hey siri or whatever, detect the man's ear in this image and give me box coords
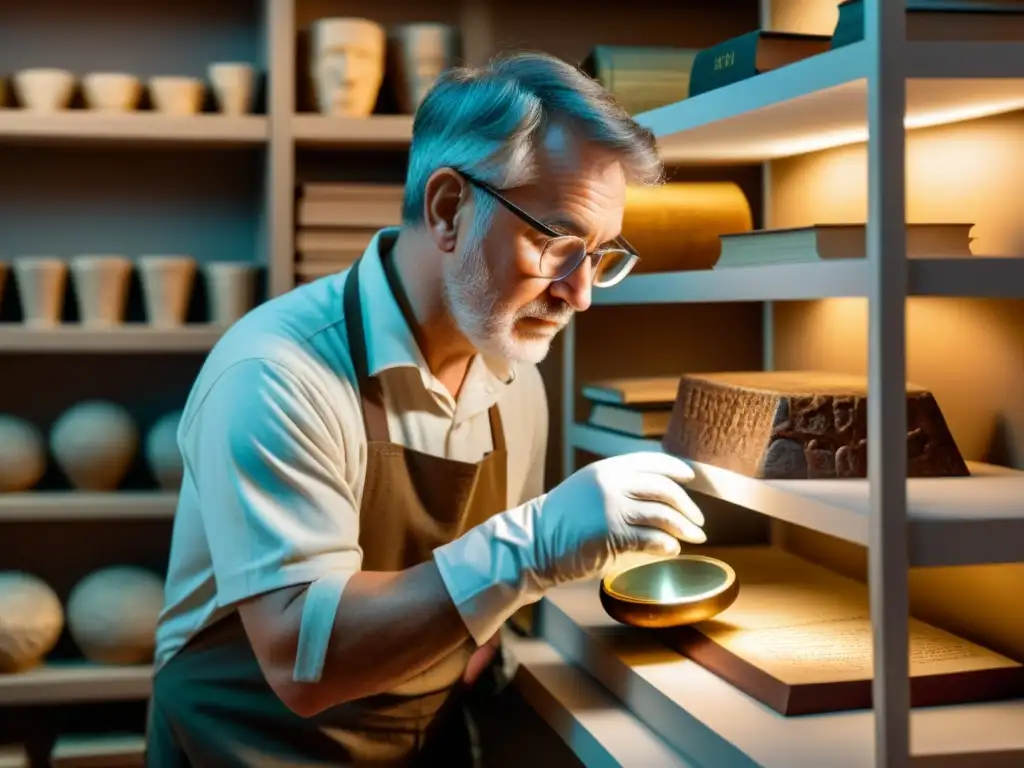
[422,168,468,254]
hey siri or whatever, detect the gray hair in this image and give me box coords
[401,50,664,225]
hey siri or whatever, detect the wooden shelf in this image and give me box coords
[0,492,177,521]
[0,662,152,706]
[503,629,692,767]
[0,325,224,353]
[642,42,1024,163]
[51,733,145,768]
[0,110,268,147]
[292,114,414,148]
[592,258,1024,305]
[0,745,28,768]
[570,423,1024,567]
[536,566,1024,768]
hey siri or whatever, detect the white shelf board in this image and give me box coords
[592,258,1024,305]
[570,423,1024,567]
[0,325,223,352]
[0,662,152,705]
[0,109,267,146]
[0,492,176,521]
[292,114,413,148]
[503,629,695,767]
[642,42,1024,163]
[536,574,1024,768]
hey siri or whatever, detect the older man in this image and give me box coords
[147,49,705,766]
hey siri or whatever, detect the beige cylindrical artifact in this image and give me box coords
[622,182,753,273]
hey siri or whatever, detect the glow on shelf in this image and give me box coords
[759,95,1024,159]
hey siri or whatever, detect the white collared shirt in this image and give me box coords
[153,230,548,670]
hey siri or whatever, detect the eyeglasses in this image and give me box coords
[458,171,641,288]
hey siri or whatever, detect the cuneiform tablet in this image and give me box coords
[661,371,970,480]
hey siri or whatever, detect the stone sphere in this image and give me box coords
[0,571,64,672]
[144,410,183,490]
[50,400,138,491]
[0,415,46,492]
[67,566,164,664]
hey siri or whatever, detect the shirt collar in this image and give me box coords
[356,228,517,395]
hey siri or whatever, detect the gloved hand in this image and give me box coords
[433,452,705,645]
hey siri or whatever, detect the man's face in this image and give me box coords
[443,131,628,365]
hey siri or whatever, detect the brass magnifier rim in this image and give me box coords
[599,554,740,629]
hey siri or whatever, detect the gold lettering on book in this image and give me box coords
[714,51,736,71]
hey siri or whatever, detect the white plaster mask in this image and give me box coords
[311,18,385,117]
[389,24,460,112]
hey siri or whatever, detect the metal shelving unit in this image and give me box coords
[560,1,1024,765]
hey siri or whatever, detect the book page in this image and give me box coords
[690,548,1019,685]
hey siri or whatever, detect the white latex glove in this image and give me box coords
[433,452,706,645]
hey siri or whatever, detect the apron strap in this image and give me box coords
[343,260,390,444]
[487,405,506,453]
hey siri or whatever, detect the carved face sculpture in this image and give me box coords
[389,24,460,114]
[311,18,385,117]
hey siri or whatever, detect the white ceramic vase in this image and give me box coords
[70,255,132,327]
[138,255,196,326]
[149,77,204,116]
[67,566,164,665]
[13,68,75,112]
[0,572,64,673]
[209,62,255,115]
[145,410,183,490]
[310,17,385,117]
[14,256,67,327]
[203,261,257,326]
[0,414,47,493]
[83,72,141,112]
[50,400,138,491]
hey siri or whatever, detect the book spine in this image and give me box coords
[688,31,762,97]
[830,0,865,49]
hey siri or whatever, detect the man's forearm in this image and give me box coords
[244,560,474,716]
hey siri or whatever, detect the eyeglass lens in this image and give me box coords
[540,236,636,287]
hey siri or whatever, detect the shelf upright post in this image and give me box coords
[265,0,297,298]
[865,0,911,765]
[561,318,577,480]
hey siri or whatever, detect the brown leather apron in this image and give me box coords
[146,253,508,767]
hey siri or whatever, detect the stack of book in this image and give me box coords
[714,222,974,268]
[294,182,404,284]
[582,376,681,439]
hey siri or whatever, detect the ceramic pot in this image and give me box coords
[209,62,255,115]
[13,256,67,327]
[144,410,183,490]
[148,77,204,116]
[70,255,132,327]
[0,572,64,673]
[49,400,138,491]
[67,566,164,665]
[138,255,196,326]
[13,68,75,111]
[83,72,141,112]
[388,23,460,113]
[310,17,385,117]
[202,261,257,325]
[0,414,46,493]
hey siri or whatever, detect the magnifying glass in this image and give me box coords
[600,554,739,628]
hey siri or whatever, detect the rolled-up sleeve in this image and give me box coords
[179,357,362,608]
